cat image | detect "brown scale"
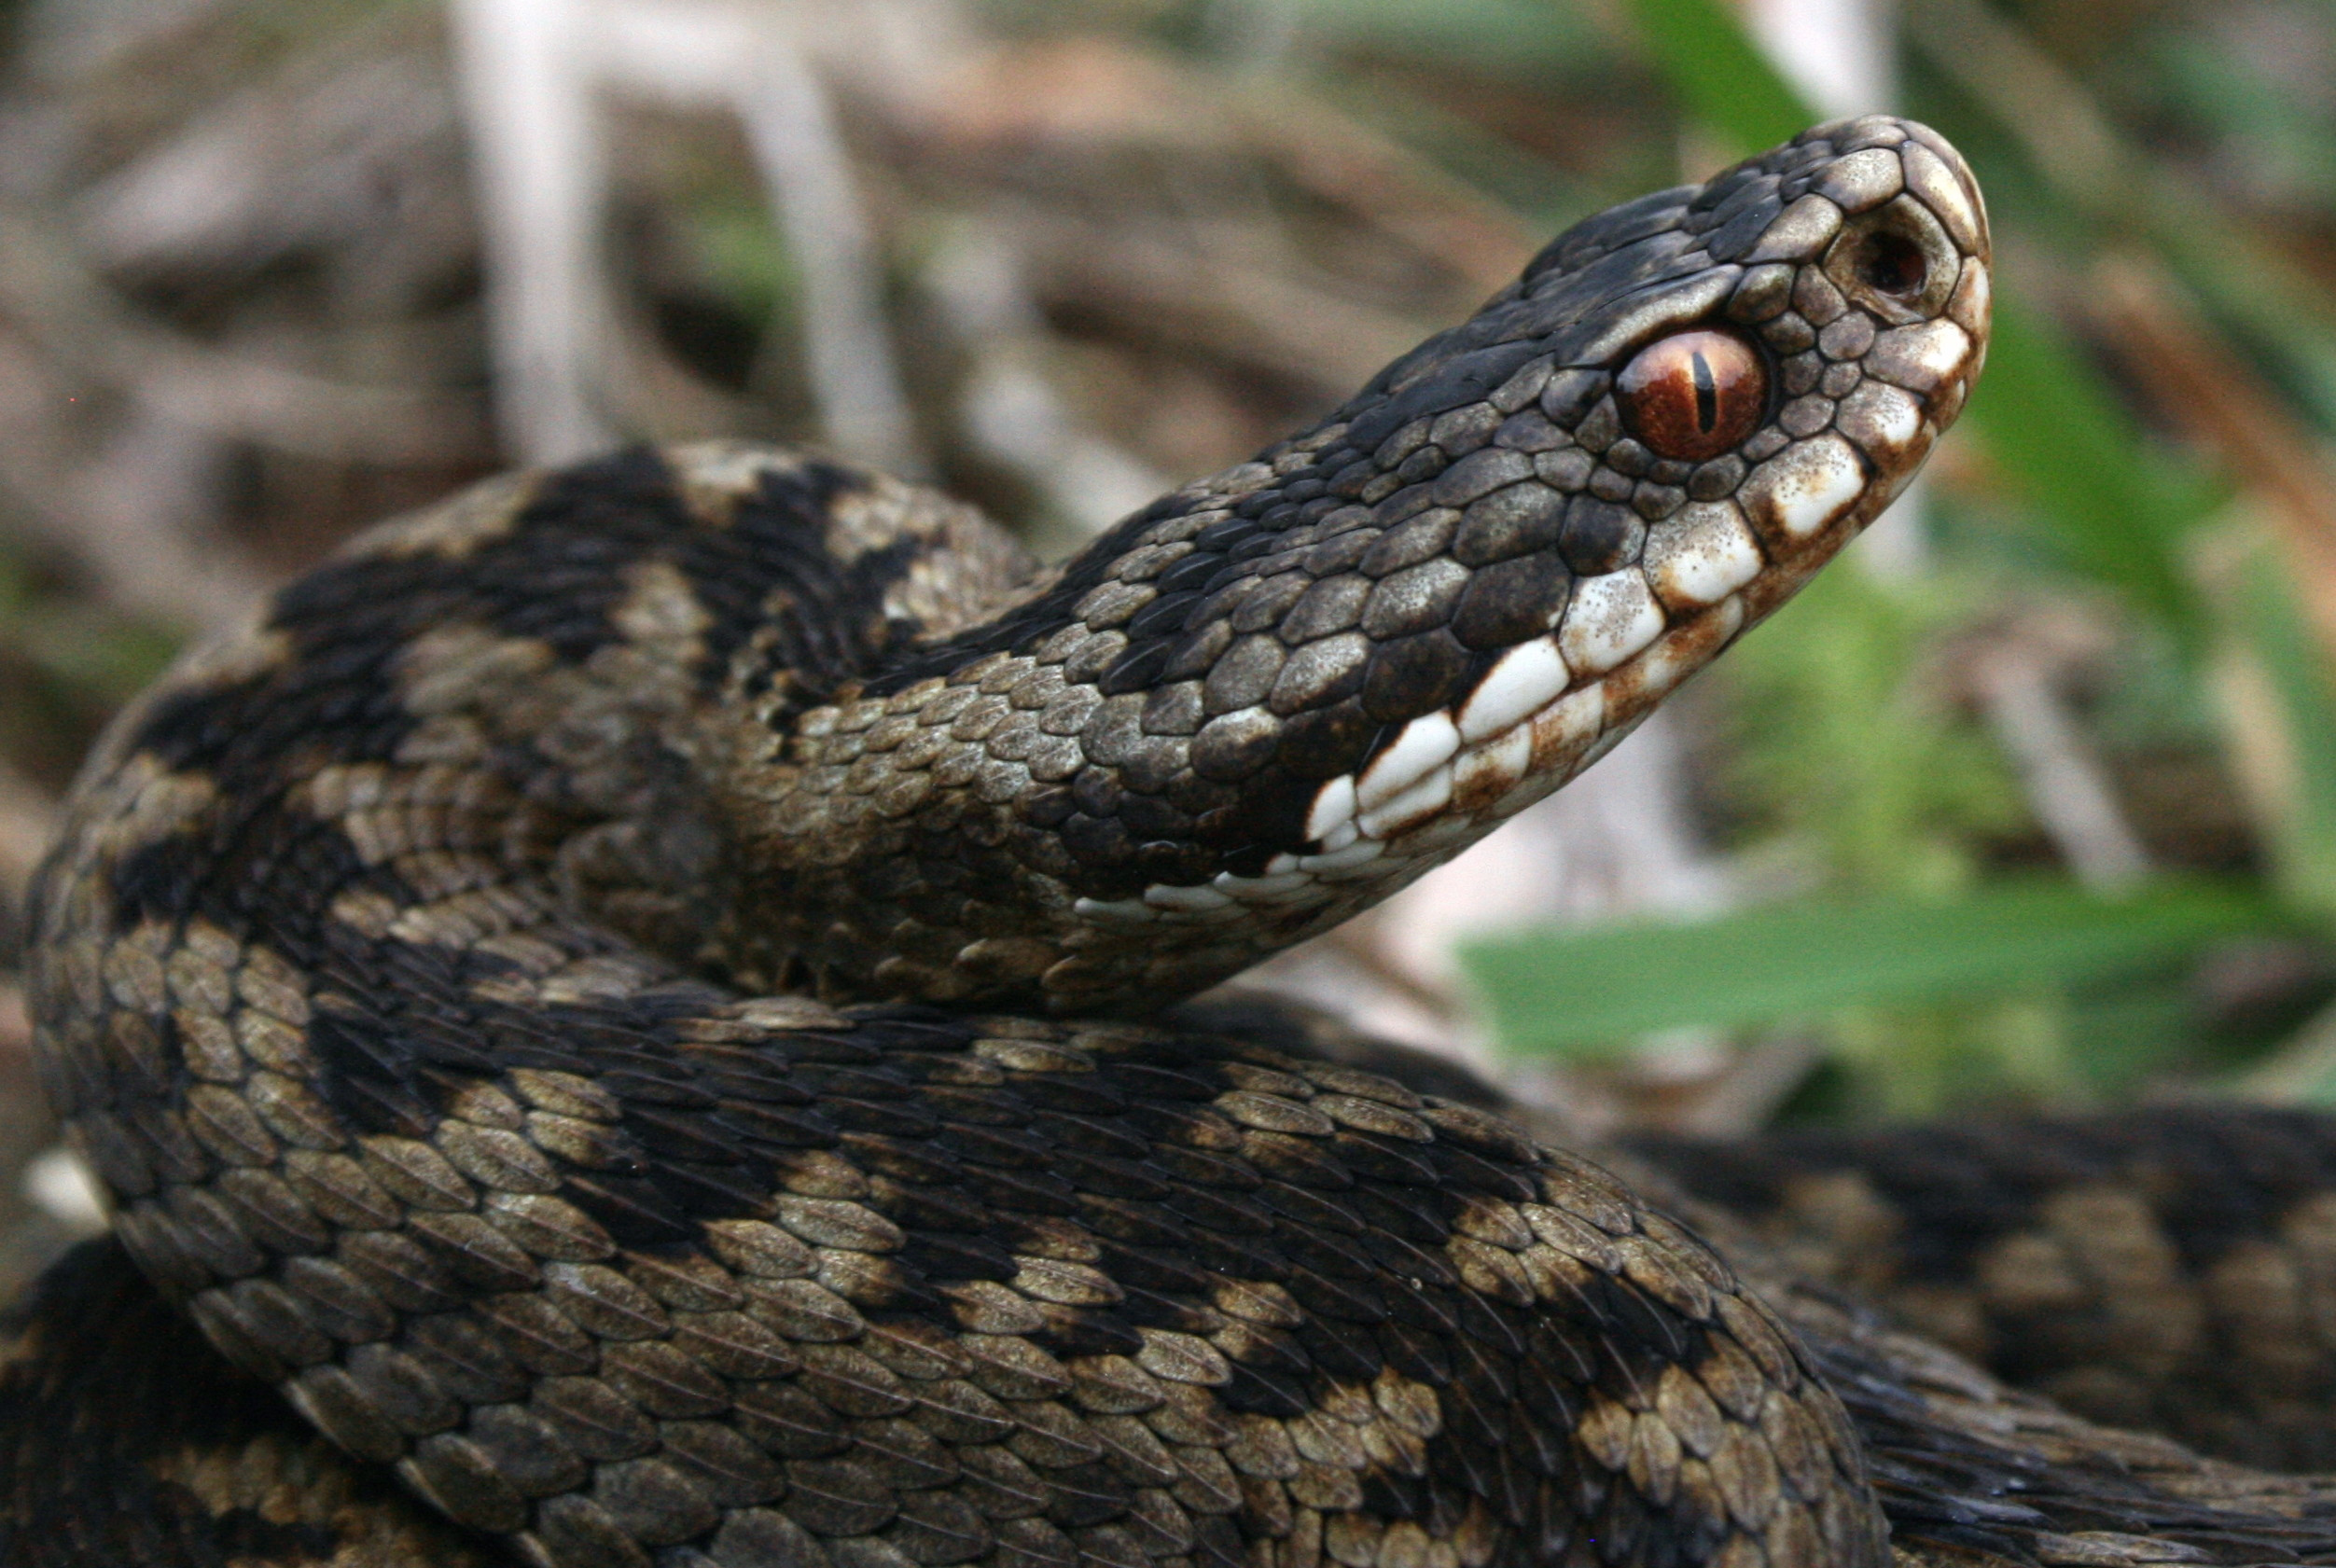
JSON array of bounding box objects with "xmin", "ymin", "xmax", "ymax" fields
[{"xmin": 15, "ymin": 114, "xmax": 2331, "ymax": 1568}]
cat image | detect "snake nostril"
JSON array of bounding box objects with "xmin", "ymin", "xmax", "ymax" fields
[{"xmin": 1856, "ymin": 230, "xmax": 1929, "ymax": 298}]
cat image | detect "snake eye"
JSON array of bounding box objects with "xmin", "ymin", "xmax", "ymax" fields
[{"xmin": 1615, "ymin": 328, "xmax": 1766, "ymax": 463}]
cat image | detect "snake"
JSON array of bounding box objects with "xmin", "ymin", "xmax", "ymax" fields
[{"xmin": 10, "ymin": 113, "xmax": 2336, "ymax": 1568}]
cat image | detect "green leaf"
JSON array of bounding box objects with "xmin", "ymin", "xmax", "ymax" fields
[
  {"xmin": 2226, "ymin": 544, "xmax": 2336, "ymax": 924},
  {"xmin": 1619, "ymin": 0, "xmax": 1811, "ymax": 153},
  {"xmin": 1720, "ymin": 560, "xmax": 2020, "ymax": 896},
  {"xmin": 1961, "ymin": 298, "xmax": 2220, "ymax": 635},
  {"xmin": 1465, "ymin": 880, "xmax": 2278, "ymax": 1056}
]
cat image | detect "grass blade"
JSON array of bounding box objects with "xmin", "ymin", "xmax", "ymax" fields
[
  {"xmin": 1467, "ymin": 880, "xmax": 2277, "ymax": 1055},
  {"xmin": 1619, "ymin": 0, "xmax": 1810, "ymax": 153}
]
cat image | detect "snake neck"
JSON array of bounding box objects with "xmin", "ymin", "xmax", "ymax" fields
[{"xmin": 700, "ymin": 117, "xmax": 1992, "ymax": 1017}]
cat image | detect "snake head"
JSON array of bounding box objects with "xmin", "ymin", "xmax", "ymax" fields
[
  {"xmin": 735, "ymin": 118, "xmax": 1989, "ymax": 1011},
  {"xmin": 1231, "ymin": 116, "xmax": 1992, "ymax": 847}
]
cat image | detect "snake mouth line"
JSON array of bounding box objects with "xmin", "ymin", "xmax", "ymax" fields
[{"xmin": 1069, "ymin": 582, "xmax": 1752, "ymax": 926}]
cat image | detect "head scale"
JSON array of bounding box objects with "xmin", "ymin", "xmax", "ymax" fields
[{"xmin": 728, "ymin": 116, "xmax": 1990, "ymax": 1014}]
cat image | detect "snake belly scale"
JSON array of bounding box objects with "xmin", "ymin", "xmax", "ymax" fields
[{"xmin": 6, "ymin": 114, "xmax": 2309, "ymax": 1568}]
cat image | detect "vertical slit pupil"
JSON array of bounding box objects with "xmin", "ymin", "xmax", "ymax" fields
[{"xmin": 1690, "ymin": 352, "xmax": 1717, "ymax": 434}]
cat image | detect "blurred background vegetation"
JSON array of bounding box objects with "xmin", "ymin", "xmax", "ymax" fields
[{"xmin": 0, "ymin": 0, "xmax": 2331, "ymax": 1284}]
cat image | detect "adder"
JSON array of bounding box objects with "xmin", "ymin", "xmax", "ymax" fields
[{"xmin": 10, "ymin": 115, "xmax": 2336, "ymax": 1568}]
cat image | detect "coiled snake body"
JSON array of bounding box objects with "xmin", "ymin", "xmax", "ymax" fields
[{"xmin": 12, "ymin": 118, "xmax": 2336, "ymax": 1568}]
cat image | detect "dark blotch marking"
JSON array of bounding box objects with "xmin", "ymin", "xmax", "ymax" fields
[
  {"xmin": 1638, "ymin": 1104, "xmax": 2336, "ymax": 1475},
  {"xmin": 1557, "ymin": 497, "xmax": 1644, "ymax": 577},
  {"xmin": 1362, "ymin": 631, "xmax": 1469, "ymax": 724},
  {"xmin": 276, "ymin": 447, "xmax": 698, "ymax": 667},
  {"xmin": 132, "ymin": 447, "xmax": 744, "ymax": 779},
  {"xmin": 1274, "ymin": 699, "xmax": 1380, "ymax": 784},
  {"xmin": 0, "ymin": 1239, "xmax": 500, "ymax": 1568},
  {"xmin": 1453, "ymin": 556, "xmax": 1569, "ymax": 652},
  {"xmin": 108, "ymin": 794, "xmax": 395, "ymax": 951},
  {"xmin": 673, "ymin": 461, "xmax": 922, "ymax": 709}
]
